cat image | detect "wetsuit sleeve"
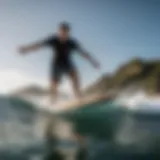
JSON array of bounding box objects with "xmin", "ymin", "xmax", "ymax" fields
[
  {"xmin": 72, "ymin": 40, "xmax": 88, "ymax": 54},
  {"xmin": 71, "ymin": 39, "xmax": 81, "ymax": 51},
  {"xmin": 41, "ymin": 36, "xmax": 56, "ymax": 47}
]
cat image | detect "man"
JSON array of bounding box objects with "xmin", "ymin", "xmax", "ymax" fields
[{"xmin": 19, "ymin": 22, "xmax": 100, "ymax": 103}]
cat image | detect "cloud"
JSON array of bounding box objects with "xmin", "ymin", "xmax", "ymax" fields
[
  {"xmin": 0, "ymin": 69, "xmax": 42, "ymax": 94},
  {"xmin": 0, "ymin": 69, "xmax": 72, "ymax": 95}
]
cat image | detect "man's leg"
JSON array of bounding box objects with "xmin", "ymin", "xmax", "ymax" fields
[
  {"xmin": 49, "ymin": 63, "xmax": 61, "ymax": 104},
  {"xmin": 69, "ymin": 69, "xmax": 82, "ymax": 98},
  {"xmin": 50, "ymin": 80, "xmax": 59, "ymax": 104}
]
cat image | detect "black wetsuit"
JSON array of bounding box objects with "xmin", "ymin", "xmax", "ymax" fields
[{"xmin": 42, "ymin": 35, "xmax": 80, "ymax": 82}]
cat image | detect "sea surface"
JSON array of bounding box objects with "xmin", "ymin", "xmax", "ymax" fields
[{"xmin": 0, "ymin": 95, "xmax": 160, "ymax": 160}]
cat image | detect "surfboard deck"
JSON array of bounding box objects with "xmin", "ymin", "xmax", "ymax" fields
[{"xmin": 45, "ymin": 94, "xmax": 113, "ymax": 113}]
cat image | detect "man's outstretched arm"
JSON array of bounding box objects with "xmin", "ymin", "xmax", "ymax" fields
[
  {"xmin": 18, "ymin": 42, "xmax": 44, "ymax": 54},
  {"xmin": 18, "ymin": 36, "xmax": 53, "ymax": 54},
  {"xmin": 77, "ymin": 47, "xmax": 100, "ymax": 69}
]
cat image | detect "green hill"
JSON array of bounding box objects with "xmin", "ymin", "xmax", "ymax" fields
[{"xmin": 86, "ymin": 58, "xmax": 160, "ymax": 95}]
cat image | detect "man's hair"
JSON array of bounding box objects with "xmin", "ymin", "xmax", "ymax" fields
[{"xmin": 59, "ymin": 22, "xmax": 70, "ymax": 31}]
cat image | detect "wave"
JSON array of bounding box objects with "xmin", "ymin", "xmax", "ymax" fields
[
  {"xmin": 0, "ymin": 96, "xmax": 48, "ymax": 149},
  {"xmin": 0, "ymin": 94, "xmax": 160, "ymax": 159}
]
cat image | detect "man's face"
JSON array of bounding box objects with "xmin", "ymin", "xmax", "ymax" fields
[{"xmin": 58, "ymin": 27, "xmax": 70, "ymax": 40}]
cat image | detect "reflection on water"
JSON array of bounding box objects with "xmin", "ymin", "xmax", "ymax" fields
[{"xmin": 0, "ymin": 96, "xmax": 160, "ymax": 160}]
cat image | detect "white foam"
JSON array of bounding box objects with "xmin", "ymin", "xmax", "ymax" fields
[{"xmin": 115, "ymin": 90, "xmax": 160, "ymax": 111}]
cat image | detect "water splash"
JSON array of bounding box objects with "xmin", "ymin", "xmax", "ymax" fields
[{"xmin": 115, "ymin": 90, "xmax": 160, "ymax": 111}]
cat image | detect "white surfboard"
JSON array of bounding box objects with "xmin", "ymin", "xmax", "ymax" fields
[{"xmin": 42, "ymin": 93, "xmax": 111, "ymax": 113}]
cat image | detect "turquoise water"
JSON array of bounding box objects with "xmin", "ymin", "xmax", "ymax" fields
[{"xmin": 59, "ymin": 100, "xmax": 126, "ymax": 139}]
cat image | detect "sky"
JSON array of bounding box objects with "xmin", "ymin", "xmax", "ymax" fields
[{"xmin": 0, "ymin": 0, "xmax": 160, "ymax": 94}]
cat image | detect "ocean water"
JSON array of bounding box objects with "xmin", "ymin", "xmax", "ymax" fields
[{"xmin": 0, "ymin": 95, "xmax": 160, "ymax": 160}]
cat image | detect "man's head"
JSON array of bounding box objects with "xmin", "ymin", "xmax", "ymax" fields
[{"xmin": 58, "ymin": 22, "xmax": 71, "ymax": 40}]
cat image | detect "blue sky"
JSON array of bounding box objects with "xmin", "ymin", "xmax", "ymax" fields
[{"xmin": 0, "ymin": 0, "xmax": 160, "ymax": 93}]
